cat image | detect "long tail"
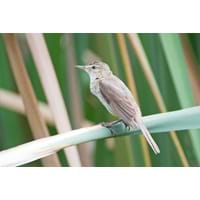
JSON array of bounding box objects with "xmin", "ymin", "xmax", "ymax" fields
[{"xmin": 137, "ymin": 121, "xmax": 160, "ymax": 154}]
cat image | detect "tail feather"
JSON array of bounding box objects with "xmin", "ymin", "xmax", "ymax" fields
[{"xmin": 137, "ymin": 122, "xmax": 160, "ymax": 154}]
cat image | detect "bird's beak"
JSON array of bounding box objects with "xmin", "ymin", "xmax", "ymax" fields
[{"xmin": 75, "ymin": 65, "xmax": 86, "ymax": 70}]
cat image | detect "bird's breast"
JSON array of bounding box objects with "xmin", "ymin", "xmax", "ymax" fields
[
  {"xmin": 90, "ymin": 79, "xmax": 114, "ymax": 115},
  {"xmin": 90, "ymin": 79, "xmax": 100, "ymax": 96}
]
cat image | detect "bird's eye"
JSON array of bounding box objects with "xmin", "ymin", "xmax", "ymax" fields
[{"xmin": 92, "ymin": 66, "xmax": 96, "ymax": 69}]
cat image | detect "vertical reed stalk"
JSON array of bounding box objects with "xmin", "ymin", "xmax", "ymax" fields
[
  {"xmin": 3, "ymin": 33, "xmax": 60, "ymax": 166},
  {"xmin": 26, "ymin": 33, "xmax": 81, "ymax": 166},
  {"xmin": 127, "ymin": 33, "xmax": 189, "ymax": 166},
  {"xmin": 180, "ymin": 34, "xmax": 200, "ymax": 104},
  {"xmin": 116, "ymin": 33, "xmax": 151, "ymax": 166},
  {"xmin": 64, "ymin": 34, "xmax": 92, "ymax": 166}
]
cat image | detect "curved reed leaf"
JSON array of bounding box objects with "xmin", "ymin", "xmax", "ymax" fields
[{"xmin": 0, "ymin": 106, "xmax": 199, "ymax": 167}]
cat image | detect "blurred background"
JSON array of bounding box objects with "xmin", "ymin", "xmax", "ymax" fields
[{"xmin": 0, "ymin": 33, "xmax": 200, "ymax": 167}]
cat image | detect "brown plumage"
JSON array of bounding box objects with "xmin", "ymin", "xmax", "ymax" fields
[{"xmin": 76, "ymin": 61, "xmax": 160, "ymax": 154}]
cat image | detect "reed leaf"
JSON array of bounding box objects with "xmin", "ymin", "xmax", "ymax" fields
[
  {"xmin": 3, "ymin": 34, "xmax": 60, "ymax": 166},
  {"xmin": 0, "ymin": 35, "xmax": 34, "ymax": 166},
  {"xmin": 127, "ymin": 33, "xmax": 189, "ymax": 166},
  {"xmin": 26, "ymin": 33, "xmax": 81, "ymax": 166},
  {"xmin": 160, "ymin": 33, "xmax": 200, "ymax": 164},
  {"xmin": 0, "ymin": 106, "xmax": 199, "ymax": 167},
  {"xmin": 116, "ymin": 33, "xmax": 151, "ymax": 166},
  {"xmin": 181, "ymin": 34, "xmax": 200, "ymax": 104},
  {"xmin": 0, "ymin": 89, "xmax": 54, "ymax": 125},
  {"xmin": 64, "ymin": 34, "xmax": 93, "ymax": 166}
]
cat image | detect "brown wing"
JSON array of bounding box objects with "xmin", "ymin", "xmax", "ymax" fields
[{"xmin": 99, "ymin": 77, "xmax": 138, "ymax": 125}]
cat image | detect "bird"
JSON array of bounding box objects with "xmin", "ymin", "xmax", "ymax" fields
[{"xmin": 76, "ymin": 61, "xmax": 160, "ymax": 154}]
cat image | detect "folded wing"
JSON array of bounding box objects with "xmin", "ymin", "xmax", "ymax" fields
[{"xmin": 99, "ymin": 78, "xmax": 138, "ymax": 125}]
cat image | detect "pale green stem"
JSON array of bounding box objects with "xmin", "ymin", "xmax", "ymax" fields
[{"xmin": 0, "ymin": 106, "xmax": 199, "ymax": 167}]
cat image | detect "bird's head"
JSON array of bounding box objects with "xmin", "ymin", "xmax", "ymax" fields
[{"xmin": 76, "ymin": 61, "xmax": 112, "ymax": 80}]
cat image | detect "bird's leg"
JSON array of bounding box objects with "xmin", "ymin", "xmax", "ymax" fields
[
  {"xmin": 120, "ymin": 120, "xmax": 138, "ymax": 131},
  {"xmin": 112, "ymin": 119, "xmax": 124, "ymax": 125},
  {"xmin": 102, "ymin": 125, "xmax": 116, "ymax": 136},
  {"xmin": 101, "ymin": 119, "xmax": 124, "ymax": 128},
  {"xmin": 101, "ymin": 119, "xmax": 137, "ymax": 133},
  {"xmin": 101, "ymin": 120, "xmax": 123, "ymax": 136},
  {"xmin": 101, "ymin": 122, "xmax": 116, "ymax": 136},
  {"xmin": 121, "ymin": 121, "xmax": 132, "ymax": 131}
]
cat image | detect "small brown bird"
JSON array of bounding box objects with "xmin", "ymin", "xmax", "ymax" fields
[{"xmin": 76, "ymin": 61, "xmax": 160, "ymax": 154}]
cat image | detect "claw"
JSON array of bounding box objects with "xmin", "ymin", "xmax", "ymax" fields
[
  {"xmin": 101, "ymin": 122, "xmax": 113, "ymax": 128},
  {"xmin": 122, "ymin": 122, "xmax": 131, "ymax": 131},
  {"xmin": 101, "ymin": 122, "xmax": 118, "ymax": 136}
]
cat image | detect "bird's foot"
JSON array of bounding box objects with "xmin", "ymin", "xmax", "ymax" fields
[
  {"xmin": 122, "ymin": 122, "xmax": 132, "ymax": 131},
  {"xmin": 101, "ymin": 121, "xmax": 121, "ymax": 136},
  {"xmin": 101, "ymin": 119, "xmax": 123, "ymax": 127},
  {"xmin": 119, "ymin": 120, "xmax": 138, "ymax": 131}
]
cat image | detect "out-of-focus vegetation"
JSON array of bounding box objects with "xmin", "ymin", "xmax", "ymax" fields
[{"xmin": 0, "ymin": 33, "xmax": 200, "ymax": 167}]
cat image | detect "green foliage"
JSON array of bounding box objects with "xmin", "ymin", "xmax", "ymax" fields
[{"xmin": 0, "ymin": 33, "xmax": 200, "ymax": 166}]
